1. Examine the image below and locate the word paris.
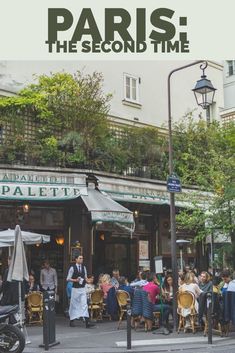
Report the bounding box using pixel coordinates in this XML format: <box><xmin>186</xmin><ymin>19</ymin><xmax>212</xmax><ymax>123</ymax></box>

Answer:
<box><xmin>46</xmin><ymin>8</ymin><xmax>190</xmax><ymax>54</ymax></box>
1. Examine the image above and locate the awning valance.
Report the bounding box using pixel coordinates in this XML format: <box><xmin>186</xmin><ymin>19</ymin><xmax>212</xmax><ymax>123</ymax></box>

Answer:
<box><xmin>81</xmin><ymin>188</ymin><xmax>134</xmax><ymax>227</ymax></box>
<box><xmin>96</xmin><ymin>176</ymin><xmax>211</xmax><ymax>209</ymax></box>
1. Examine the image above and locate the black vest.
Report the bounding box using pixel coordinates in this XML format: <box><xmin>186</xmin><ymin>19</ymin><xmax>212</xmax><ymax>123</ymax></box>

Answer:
<box><xmin>72</xmin><ymin>264</ymin><xmax>86</xmax><ymax>288</ymax></box>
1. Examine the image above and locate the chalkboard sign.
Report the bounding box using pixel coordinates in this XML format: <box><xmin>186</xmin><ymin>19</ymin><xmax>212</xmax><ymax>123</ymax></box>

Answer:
<box><xmin>70</xmin><ymin>246</ymin><xmax>83</xmax><ymax>262</ymax></box>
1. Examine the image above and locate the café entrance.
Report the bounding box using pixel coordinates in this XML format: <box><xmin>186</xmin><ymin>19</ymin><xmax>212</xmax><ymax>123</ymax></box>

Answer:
<box><xmin>93</xmin><ymin>231</ymin><xmax>137</xmax><ymax>281</ymax></box>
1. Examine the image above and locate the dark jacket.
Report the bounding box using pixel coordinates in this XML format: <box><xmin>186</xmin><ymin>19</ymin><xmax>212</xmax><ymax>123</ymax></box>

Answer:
<box><xmin>0</xmin><ymin>268</ymin><xmax>26</xmax><ymax>305</ymax></box>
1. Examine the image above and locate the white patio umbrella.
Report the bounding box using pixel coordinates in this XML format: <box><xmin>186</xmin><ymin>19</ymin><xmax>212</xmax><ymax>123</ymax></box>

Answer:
<box><xmin>7</xmin><ymin>225</ymin><xmax>29</xmax><ymax>328</ymax></box>
<box><xmin>0</xmin><ymin>241</ymin><xmax>12</xmax><ymax>247</ymax></box>
<box><xmin>0</xmin><ymin>228</ymin><xmax>50</xmax><ymax>245</ymax></box>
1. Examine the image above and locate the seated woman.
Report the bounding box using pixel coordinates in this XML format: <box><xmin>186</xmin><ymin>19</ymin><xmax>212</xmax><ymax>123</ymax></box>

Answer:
<box><xmin>25</xmin><ymin>274</ymin><xmax>40</xmax><ymax>294</ymax></box>
<box><xmin>198</xmin><ymin>271</ymin><xmax>212</xmax><ymax>326</ymax></box>
<box><xmin>179</xmin><ymin>272</ymin><xmax>203</xmax><ymax>328</ymax></box>
<box><xmin>163</xmin><ymin>274</ymin><xmax>173</xmax><ymax>305</ymax></box>
<box><xmin>99</xmin><ymin>274</ymin><xmax>113</xmax><ymax>300</ymax></box>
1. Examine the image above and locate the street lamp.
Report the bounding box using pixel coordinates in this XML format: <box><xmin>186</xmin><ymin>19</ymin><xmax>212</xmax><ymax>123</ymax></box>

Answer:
<box><xmin>192</xmin><ymin>62</ymin><xmax>217</xmax><ymax>110</ymax></box>
<box><xmin>167</xmin><ymin>60</ymin><xmax>216</xmax><ymax>331</ymax></box>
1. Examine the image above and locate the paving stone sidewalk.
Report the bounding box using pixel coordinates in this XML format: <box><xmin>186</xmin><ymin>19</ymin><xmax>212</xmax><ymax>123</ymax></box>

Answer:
<box><xmin>23</xmin><ymin>316</ymin><xmax>235</xmax><ymax>353</ymax></box>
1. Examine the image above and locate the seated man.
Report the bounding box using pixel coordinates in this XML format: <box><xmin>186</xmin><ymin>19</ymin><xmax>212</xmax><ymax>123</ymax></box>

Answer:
<box><xmin>143</xmin><ymin>273</ymin><xmax>172</xmax><ymax>332</ymax></box>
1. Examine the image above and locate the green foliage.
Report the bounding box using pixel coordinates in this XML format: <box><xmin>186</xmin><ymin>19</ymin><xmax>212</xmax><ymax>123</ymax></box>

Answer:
<box><xmin>0</xmin><ymin>71</ymin><xmax>112</xmax><ymax>167</ymax></box>
<box><xmin>174</xmin><ymin>115</ymin><xmax>235</xmax><ymax>267</ymax></box>
<box><xmin>120</xmin><ymin>126</ymin><xmax>167</xmax><ymax>179</ymax></box>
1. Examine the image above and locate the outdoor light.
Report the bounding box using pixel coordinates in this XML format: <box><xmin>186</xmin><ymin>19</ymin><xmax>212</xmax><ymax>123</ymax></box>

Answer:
<box><xmin>192</xmin><ymin>62</ymin><xmax>217</xmax><ymax>110</ymax></box>
<box><xmin>22</xmin><ymin>203</ymin><xmax>30</xmax><ymax>213</ymax></box>
<box><xmin>134</xmin><ymin>210</ymin><xmax>139</xmax><ymax>218</ymax></box>
<box><xmin>55</xmin><ymin>235</ymin><xmax>64</xmax><ymax>246</ymax></box>
<box><xmin>167</xmin><ymin>60</ymin><xmax>217</xmax><ymax>331</ymax></box>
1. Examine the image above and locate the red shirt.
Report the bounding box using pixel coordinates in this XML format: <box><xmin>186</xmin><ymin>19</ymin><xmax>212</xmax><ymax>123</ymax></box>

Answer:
<box><xmin>143</xmin><ymin>282</ymin><xmax>160</xmax><ymax>304</ymax></box>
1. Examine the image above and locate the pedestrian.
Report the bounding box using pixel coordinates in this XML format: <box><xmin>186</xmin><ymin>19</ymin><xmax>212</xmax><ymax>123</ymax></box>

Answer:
<box><xmin>67</xmin><ymin>255</ymin><xmax>94</xmax><ymax>328</ymax></box>
<box><xmin>40</xmin><ymin>260</ymin><xmax>58</xmax><ymax>292</ymax></box>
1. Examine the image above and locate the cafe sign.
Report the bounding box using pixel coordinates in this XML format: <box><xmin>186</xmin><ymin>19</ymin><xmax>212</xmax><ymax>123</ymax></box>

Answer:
<box><xmin>0</xmin><ymin>183</ymin><xmax>88</xmax><ymax>201</ymax></box>
<box><xmin>0</xmin><ymin>170</ymin><xmax>87</xmax><ymax>200</ymax></box>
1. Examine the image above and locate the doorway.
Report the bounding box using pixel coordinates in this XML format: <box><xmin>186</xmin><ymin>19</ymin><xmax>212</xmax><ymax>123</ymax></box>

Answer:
<box><xmin>93</xmin><ymin>231</ymin><xmax>137</xmax><ymax>281</ymax></box>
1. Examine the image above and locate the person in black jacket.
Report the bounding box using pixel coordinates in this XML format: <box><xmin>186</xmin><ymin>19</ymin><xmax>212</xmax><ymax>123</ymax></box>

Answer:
<box><xmin>0</xmin><ymin>257</ymin><xmax>26</xmax><ymax>306</ymax></box>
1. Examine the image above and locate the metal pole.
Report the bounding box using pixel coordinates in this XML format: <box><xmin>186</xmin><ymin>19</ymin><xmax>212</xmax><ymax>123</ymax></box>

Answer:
<box><xmin>126</xmin><ymin>298</ymin><xmax>131</xmax><ymax>350</ymax></box>
<box><xmin>180</xmin><ymin>249</ymin><xmax>183</xmax><ymax>273</ymax></box>
<box><xmin>211</xmin><ymin>230</ymin><xmax>215</xmax><ymax>278</ymax></box>
<box><xmin>167</xmin><ymin>60</ymin><xmax>205</xmax><ymax>331</ymax></box>
<box><xmin>207</xmin><ymin>292</ymin><xmax>212</xmax><ymax>344</ymax></box>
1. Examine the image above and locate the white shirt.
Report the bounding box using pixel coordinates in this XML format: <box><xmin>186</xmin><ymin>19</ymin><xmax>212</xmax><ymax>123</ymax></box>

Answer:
<box><xmin>130</xmin><ymin>279</ymin><xmax>148</xmax><ymax>287</ymax></box>
<box><xmin>40</xmin><ymin>267</ymin><xmax>58</xmax><ymax>290</ymax></box>
<box><xmin>228</xmin><ymin>280</ymin><xmax>235</xmax><ymax>292</ymax></box>
<box><xmin>67</xmin><ymin>264</ymin><xmax>87</xmax><ymax>281</ymax></box>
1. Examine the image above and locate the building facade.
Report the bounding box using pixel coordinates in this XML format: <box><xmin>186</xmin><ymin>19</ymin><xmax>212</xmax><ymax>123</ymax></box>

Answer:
<box><xmin>0</xmin><ymin>60</ymin><xmax>225</xmax><ymax>307</ymax></box>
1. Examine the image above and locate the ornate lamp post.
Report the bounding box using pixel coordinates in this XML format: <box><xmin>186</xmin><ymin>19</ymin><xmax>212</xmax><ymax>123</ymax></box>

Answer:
<box><xmin>167</xmin><ymin>60</ymin><xmax>216</xmax><ymax>331</ymax></box>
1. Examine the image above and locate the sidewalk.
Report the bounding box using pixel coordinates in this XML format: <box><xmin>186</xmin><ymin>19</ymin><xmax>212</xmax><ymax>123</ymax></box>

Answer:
<box><xmin>24</xmin><ymin>316</ymin><xmax>235</xmax><ymax>353</ymax></box>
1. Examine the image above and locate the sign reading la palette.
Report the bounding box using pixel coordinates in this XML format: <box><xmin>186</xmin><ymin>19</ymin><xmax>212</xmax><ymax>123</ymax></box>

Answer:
<box><xmin>0</xmin><ymin>170</ymin><xmax>87</xmax><ymax>201</ymax></box>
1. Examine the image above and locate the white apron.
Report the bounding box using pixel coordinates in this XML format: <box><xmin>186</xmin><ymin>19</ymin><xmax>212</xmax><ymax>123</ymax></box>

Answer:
<box><xmin>69</xmin><ymin>287</ymin><xmax>89</xmax><ymax>320</ymax></box>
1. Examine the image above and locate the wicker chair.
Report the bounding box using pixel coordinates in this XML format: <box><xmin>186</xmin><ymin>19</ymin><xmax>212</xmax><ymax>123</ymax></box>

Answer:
<box><xmin>177</xmin><ymin>291</ymin><xmax>197</xmax><ymax>333</ymax></box>
<box><xmin>89</xmin><ymin>289</ymin><xmax>104</xmax><ymax>321</ymax></box>
<box><xmin>116</xmin><ymin>290</ymin><xmax>130</xmax><ymax>329</ymax></box>
<box><xmin>27</xmin><ymin>291</ymin><xmax>43</xmax><ymax>325</ymax></box>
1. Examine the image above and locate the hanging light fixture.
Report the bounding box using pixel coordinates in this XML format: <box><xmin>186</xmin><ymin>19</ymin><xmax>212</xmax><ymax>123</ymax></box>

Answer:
<box><xmin>192</xmin><ymin>62</ymin><xmax>217</xmax><ymax>110</ymax></box>
<box><xmin>134</xmin><ymin>210</ymin><xmax>139</xmax><ymax>218</ymax></box>
<box><xmin>55</xmin><ymin>235</ymin><xmax>64</xmax><ymax>246</ymax></box>
<box><xmin>22</xmin><ymin>203</ymin><xmax>30</xmax><ymax>213</ymax></box>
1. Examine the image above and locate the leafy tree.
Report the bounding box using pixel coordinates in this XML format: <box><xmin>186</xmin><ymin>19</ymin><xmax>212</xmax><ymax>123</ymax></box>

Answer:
<box><xmin>174</xmin><ymin>116</ymin><xmax>235</xmax><ymax>268</ymax></box>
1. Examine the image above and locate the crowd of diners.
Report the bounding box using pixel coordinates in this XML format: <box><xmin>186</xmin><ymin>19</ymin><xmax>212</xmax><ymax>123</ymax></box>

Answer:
<box><xmin>64</xmin><ymin>266</ymin><xmax>235</xmax><ymax>334</ymax></box>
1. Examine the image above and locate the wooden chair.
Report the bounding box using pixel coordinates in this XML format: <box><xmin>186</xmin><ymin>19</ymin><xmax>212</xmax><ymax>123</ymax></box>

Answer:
<box><xmin>89</xmin><ymin>289</ymin><xmax>104</xmax><ymax>321</ymax></box>
<box><xmin>27</xmin><ymin>291</ymin><xmax>43</xmax><ymax>325</ymax></box>
<box><xmin>116</xmin><ymin>290</ymin><xmax>130</xmax><ymax>329</ymax></box>
<box><xmin>177</xmin><ymin>291</ymin><xmax>197</xmax><ymax>333</ymax></box>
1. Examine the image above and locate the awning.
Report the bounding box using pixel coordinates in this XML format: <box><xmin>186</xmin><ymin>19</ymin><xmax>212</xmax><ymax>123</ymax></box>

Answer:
<box><xmin>81</xmin><ymin>188</ymin><xmax>134</xmax><ymax>230</ymax></box>
<box><xmin>96</xmin><ymin>176</ymin><xmax>211</xmax><ymax>209</ymax></box>
<box><xmin>0</xmin><ymin>170</ymin><xmax>87</xmax><ymax>201</ymax></box>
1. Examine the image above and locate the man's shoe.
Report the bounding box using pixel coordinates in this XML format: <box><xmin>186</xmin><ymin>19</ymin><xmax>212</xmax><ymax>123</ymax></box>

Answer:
<box><xmin>70</xmin><ymin>320</ymin><xmax>76</xmax><ymax>327</ymax></box>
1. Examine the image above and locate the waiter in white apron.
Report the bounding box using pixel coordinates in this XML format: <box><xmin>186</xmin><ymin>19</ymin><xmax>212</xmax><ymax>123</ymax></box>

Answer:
<box><xmin>67</xmin><ymin>255</ymin><xmax>94</xmax><ymax>328</ymax></box>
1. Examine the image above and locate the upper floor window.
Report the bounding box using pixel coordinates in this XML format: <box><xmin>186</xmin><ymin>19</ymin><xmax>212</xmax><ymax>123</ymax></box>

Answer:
<box><xmin>123</xmin><ymin>73</ymin><xmax>140</xmax><ymax>104</ymax></box>
<box><xmin>227</xmin><ymin>60</ymin><xmax>235</xmax><ymax>76</ymax></box>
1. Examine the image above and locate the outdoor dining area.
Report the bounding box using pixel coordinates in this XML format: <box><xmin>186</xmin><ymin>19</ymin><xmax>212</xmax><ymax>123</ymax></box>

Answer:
<box><xmin>84</xmin><ymin>269</ymin><xmax>235</xmax><ymax>339</ymax></box>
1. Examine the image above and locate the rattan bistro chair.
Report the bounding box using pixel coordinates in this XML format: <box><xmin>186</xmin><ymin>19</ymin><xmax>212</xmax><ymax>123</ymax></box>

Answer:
<box><xmin>27</xmin><ymin>291</ymin><xmax>43</xmax><ymax>325</ymax></box>
<box><xmin>116</xmin><ymin>290</ymin><xmax>130</xmax><ymax>329</ymax></box>
<box><xmin>177</xmin><ymin>291</ymin><xmax>197</xmax><ymax>333</ymax></box>
<box><xmin>89</xmin><ymin>289</ymin><xmax>104</xmax><ymax>321</ymax></box>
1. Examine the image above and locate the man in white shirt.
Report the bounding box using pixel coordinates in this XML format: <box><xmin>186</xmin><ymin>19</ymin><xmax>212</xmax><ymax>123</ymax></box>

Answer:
<box><xmin>67</xmin><ymin>255</ymin><xmax>94</xmax><ymax>328</ymax></box>
<box><xmin>40</xmin><ymin>260</ymin><xmax>57</xmax><ymax>292</ymax></box>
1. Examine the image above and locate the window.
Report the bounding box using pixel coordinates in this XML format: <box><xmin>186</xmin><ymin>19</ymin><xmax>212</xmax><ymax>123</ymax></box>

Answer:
<box><xmin>227</xmin><ymin>60</ymin><xmax>235</xmax><ymax>76</ymax></box>
<box><xmin>123</xmin><ymin>73</ymin><xmax>140</xmax><ymax>104</ymax></box>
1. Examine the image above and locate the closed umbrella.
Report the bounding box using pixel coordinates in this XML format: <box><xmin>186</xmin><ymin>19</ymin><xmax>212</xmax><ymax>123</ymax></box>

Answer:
<box><xmin>7</xmin><ymin>225</ymin><xmax>29</xmax><ymax>328</ymax></box>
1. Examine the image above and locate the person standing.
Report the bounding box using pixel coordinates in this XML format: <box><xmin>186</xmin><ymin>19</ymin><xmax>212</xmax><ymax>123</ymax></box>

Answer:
<box><xmin>67</xmin><ymin>255</ymin><xmax>94</xmax><ymax>328</ymax></box>
<box><xmin>40</xmin><ymin>260</ymin><xmax>58</xmax><ymax>292</ymax></box>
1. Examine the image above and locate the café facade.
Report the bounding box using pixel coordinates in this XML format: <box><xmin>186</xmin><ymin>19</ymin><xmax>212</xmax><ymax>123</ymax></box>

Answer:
<box><xmin>0</xmin><ymin>164</ymin><xmax>208</xmax><ymax>307</ymax></box>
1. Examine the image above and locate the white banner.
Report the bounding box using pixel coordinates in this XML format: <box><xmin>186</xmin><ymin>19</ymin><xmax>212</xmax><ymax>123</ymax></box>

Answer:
<box><xmin>0</xmin><ymin>182</ymin><xmax>87</xmax><ymax>201</ymax></box>
<box><xmin>0</xmin><ymin>0</ymin><xmax>234</xmax><ymax>60</ymax></box>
